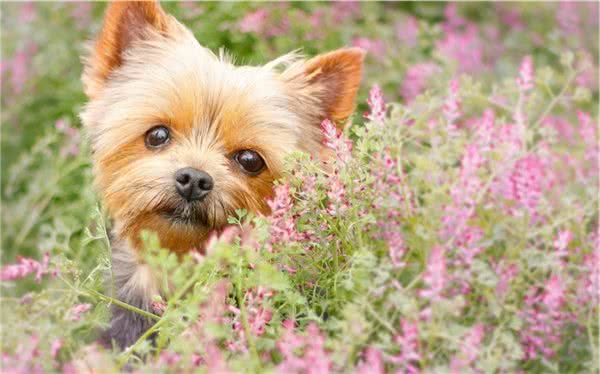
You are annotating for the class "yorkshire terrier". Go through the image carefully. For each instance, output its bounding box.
[80,1,363,349]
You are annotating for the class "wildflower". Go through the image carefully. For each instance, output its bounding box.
[9,42,37,94]
[159,350,181,366]
[1,335,42,374]
[356,347,384,374]
[276,322,331,374]
[71,2,92,29]
[50,339,63,359]
[151,298,167,316]
[419,246,447,301]
[520,275,572,360]
[389,319,420,373]
[383,222,407,269]
[0,252,51,283]
[494,261,519,299]
[437,6,487,74]
[450,324,485,373]
[365,84,386,124]
[553,230,572,259]
[474,109,495,153]
[228,287,274,352]
[516,56,534,91]
[238,9,269,34]
[400,62,440,103]
[504,155,546,217]
[68,303,92,321]
[19,2,37,23]
[331,1,361,23]
[395,16,419,47]
[321,119,352,165]
[443,78,462,134]
[205,225,240,253]
[266,184,308,248]
[352,37,386,62]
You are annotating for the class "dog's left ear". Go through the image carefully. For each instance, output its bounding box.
[82,1,171,99]
[302,48,365,125]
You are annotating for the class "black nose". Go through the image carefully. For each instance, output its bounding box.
[174,167,213,202]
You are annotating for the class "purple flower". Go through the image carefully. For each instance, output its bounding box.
[365,84,386,124]
[516,56,534,92]
[419,246,447,301]
[352,37,386,62]
[68,303,92,321]
[0,252,51,283]
[400,62,440,103]
[276,322,331,374]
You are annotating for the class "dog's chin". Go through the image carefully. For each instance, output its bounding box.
[159,202,214,229]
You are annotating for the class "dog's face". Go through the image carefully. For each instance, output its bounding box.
[80,1,363,253]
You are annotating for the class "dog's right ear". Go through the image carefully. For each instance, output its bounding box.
[82,1,169,99]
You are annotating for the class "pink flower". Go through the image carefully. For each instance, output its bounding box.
[400,62,440,103]
[352,37,386,62]
[474,109,495,153]
[151,299,167,315]
[68,303,92,321]
[19,2,37,23]
[228,287,274,353]
[238,9,269,34]
[443,78,462,134]
[553,230,572,259]
[516,56,534,92]
[556,1,582,39]
[0,252,51,283]
[520,275,572,361]
[321,119,352,165]
[384,222,407,269]
[419,246,447,301]
[205,225,241,253]
[50,339,63,359]
[71,2,92,29]
[266,184,310,249]
[355,347,384,374]
[331,1,361,23]
[450,324,485,373]
[389,319,420,373]
[494,261,519,299]
[365,84,386,123]
[276,322,331,374]
[437,22,487,73]
[504,155,546,217]
[395,16,419,47]
[159,350,181,366]
[8,42,37,95]
[1,335,42,374]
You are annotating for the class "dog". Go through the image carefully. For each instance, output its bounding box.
[80,0,364,349]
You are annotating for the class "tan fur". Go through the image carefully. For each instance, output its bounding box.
[81,1,364,257]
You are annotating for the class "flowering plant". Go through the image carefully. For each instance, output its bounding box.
[1,2,597,373]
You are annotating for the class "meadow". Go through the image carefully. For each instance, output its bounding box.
[1,2,598,373]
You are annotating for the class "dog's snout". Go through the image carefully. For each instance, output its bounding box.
[174,167,213,202]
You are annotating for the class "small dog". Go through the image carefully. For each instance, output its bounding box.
[80,1,363,349]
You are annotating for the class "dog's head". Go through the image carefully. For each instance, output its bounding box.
[80,1,364,253]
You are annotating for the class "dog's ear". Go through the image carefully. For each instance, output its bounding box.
[303,48,365,125]
[82,1,169,98]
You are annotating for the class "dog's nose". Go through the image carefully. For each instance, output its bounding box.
[174,167,213,202]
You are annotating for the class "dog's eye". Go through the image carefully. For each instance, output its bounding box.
[234,150,265,175]
[145,126,170,148]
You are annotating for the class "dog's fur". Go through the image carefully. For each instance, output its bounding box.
[80,1,364,349]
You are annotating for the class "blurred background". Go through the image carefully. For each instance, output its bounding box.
[1,1,598,283]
